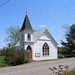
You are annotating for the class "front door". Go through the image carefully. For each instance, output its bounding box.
[25,45,32,61]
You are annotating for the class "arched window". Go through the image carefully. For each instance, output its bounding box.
[27,34,31,41]
[42,43,49,56]
[26,45,32,50]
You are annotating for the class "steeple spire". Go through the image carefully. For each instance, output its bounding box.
[21,15,33,31]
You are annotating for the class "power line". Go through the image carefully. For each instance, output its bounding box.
[0,0,10,7]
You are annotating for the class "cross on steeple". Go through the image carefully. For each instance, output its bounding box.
[26,11,27,15]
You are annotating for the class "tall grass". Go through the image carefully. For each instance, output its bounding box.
[64,68,75,75]
[49,65,75,75]
[0,56,9,67]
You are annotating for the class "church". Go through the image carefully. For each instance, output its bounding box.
[16,14,58,61]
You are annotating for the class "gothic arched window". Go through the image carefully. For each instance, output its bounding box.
[26,45,32,50]
[27,34,31,41]
[42,43,49,56]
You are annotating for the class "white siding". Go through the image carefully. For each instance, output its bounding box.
[33,34,57,60]
[19,29,57,61]
[24,33,33,42]
[39,33,50,40]
[20,31,33,42]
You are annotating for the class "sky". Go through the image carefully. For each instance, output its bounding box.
[0,0,75,48]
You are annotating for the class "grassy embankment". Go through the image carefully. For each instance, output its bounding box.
[0,56,9,67]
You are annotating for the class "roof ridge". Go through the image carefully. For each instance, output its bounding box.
[34,28,47,32]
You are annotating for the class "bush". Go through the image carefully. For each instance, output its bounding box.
[0,56,9,67]
[58,54,64,58]
[16,50,25,65]
[4,47,15,65]
[4,47,25,66]
[0,47,6,56]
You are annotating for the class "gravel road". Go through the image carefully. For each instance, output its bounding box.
[0,58,75,75]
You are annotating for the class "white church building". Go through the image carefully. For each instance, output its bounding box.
[16,15,58,61]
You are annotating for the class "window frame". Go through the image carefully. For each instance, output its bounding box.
[42,43,49,56]
[27,33,31,41]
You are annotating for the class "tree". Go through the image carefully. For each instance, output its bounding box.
[0,47,6,56]
[61,24,75,57]
[58,47,65,58]
[6,26,20,47]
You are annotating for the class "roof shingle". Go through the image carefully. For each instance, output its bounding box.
[21,15,33,31]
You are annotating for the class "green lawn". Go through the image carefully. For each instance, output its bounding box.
[0,56,9,67]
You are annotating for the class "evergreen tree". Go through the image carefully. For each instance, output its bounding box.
[61,24,75,57]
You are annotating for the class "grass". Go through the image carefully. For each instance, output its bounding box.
[0,56,10,67]
[63,69,75,75]
[49,65,75,75]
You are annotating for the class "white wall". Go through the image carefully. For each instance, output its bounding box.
[20,31,33,42]
[19,30,57,61]
[24,33,33,42]
[19,30,33,50]
[33,34,57,60]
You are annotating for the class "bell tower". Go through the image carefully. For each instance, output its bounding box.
[20,14,34,50]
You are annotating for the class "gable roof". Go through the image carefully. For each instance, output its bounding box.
[20,15,33,31]
[45,29,58,45]
[15,29,58,47]
[33,29,58,45]
[33,29,46,42]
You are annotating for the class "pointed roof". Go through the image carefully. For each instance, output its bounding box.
[33,29,58,45]
[33,29,46,42]
[21,15,33,31]
[15,29,58,47]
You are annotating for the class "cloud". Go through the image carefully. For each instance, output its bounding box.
[39,24,46,28]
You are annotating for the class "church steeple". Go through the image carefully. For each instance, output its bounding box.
[21,15,33,31]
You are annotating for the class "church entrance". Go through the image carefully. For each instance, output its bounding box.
[25,45,32,61]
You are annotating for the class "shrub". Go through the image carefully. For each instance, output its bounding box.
[58,54,64,58]
[4,47,25,66]
[0,47,7,56]
[0,56,9,67]
[16,50,25,65]
[4,47,15,65]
